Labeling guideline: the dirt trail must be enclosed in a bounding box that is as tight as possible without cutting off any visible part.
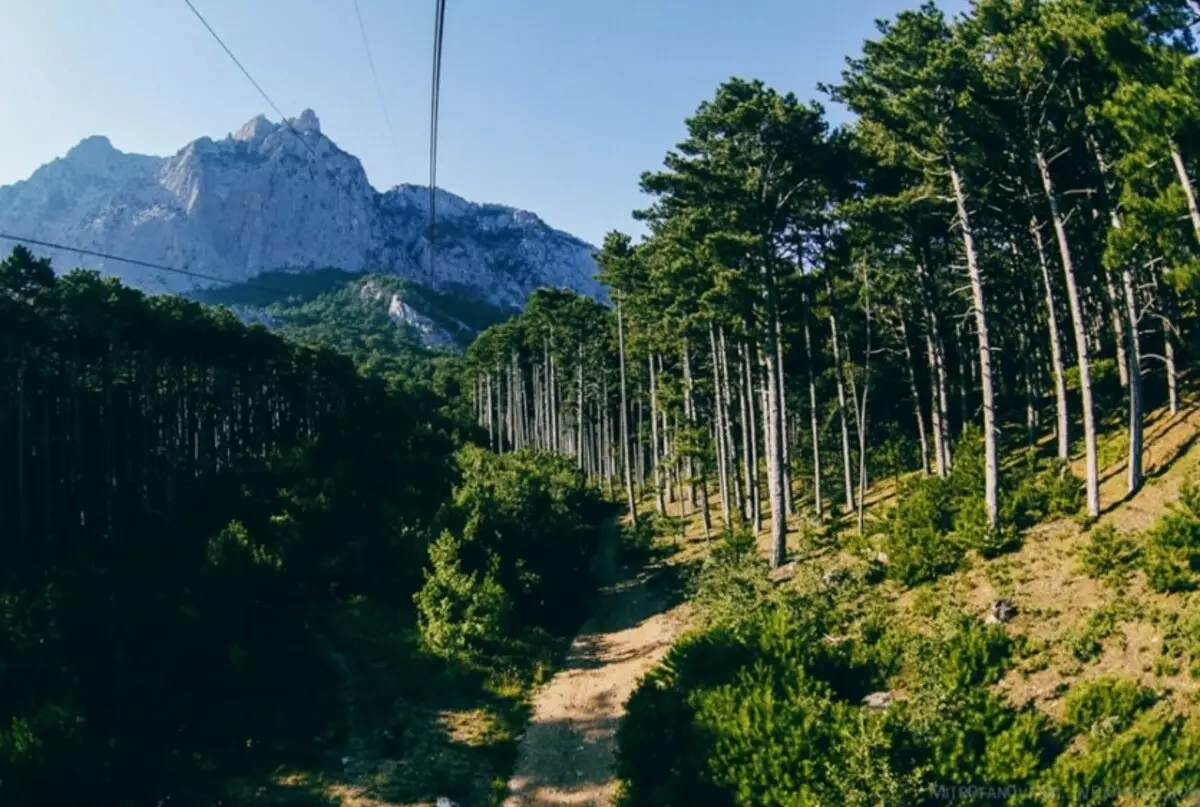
[502,534,689,807]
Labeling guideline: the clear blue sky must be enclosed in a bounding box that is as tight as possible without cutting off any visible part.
[0,0,968,246]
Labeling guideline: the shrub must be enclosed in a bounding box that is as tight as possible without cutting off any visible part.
[445,446,611,634]
[1064,605,1127,663]
[414,531,512,662]
[1062,677,1158,737]
[616,595,1049,806]
[1079,523,1142,586]
[1144,479,1200,593]
[690,530,771,634]
[885,476,964,586]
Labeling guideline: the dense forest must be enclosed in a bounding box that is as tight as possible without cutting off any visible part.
[0,247,612,805]
[463,0,1198,557]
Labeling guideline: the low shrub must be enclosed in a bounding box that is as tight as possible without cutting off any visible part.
[1078,523,1142,586]
[1062,677,1158,737]
[617,597,1047,806]
[1144,479,1200,593]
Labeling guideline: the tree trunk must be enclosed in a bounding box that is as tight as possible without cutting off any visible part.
[1036,146,1100,519]
[710,325,731,526]
[617,299,637,526]
[900,317,930,475]
[774,316,794,517]
[739,341,760,532]
[576,346,585,468]
[719,326,744,525]
[1102,272,1130,389]
[923,307,947,477]
[829,311,856,513]
[763,288,787,567]
[1172,144,1200,247]
[949,155,999,529]
[1122,266,1143,494]
[802,304,823,517]
[649,353,665,515]
[1029,212,1070,460]
[855,263,872,536]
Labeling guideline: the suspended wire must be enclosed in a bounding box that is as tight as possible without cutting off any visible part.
[429,0,447,259]
[352,0,405,177]
[0,232,294,296]
[181,0,325,166]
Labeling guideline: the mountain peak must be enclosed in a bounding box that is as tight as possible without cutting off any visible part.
[290,109,321,135]
[0,113,602,307]
[233,114,274,142]
[66,135,117,160]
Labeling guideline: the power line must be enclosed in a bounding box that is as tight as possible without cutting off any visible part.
[430,0,447,255]
[352,0,405,177]
[0,232,293,297]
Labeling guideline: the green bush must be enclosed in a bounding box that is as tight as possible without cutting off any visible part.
[690,530,771,634]
[1144,480,1200,593]
[414,531,512,662]
[1033,706,1200,804]
[885,475,964,586]
[1062,677,1158,737]
[616,596,1048,806]
[442,446,612,635]
[1079,523,1143,586]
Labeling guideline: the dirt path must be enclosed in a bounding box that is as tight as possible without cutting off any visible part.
[502,536,689,807]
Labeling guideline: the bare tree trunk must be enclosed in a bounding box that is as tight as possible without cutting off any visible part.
[1036,147,1100,519]
[576,346,585,468]
[710,326,731,526]
[923,308,947,477]
[949,156,999,529]
[855,263,873,535]
[775,317,795,517]
[682,342,699,514]
[719,326,745,524]
[739,341,761,532]
[1155,273,1180,415]
[802,306,823,517]
[829,311,856,513]
[763,282,788,567]
[1103,272,1130,389]
[1122,266,1143,494]
[617,299,638,526]
[900,317,930,475]
[1172,145,1200,247]
[649,354,665,515]
[1030,212,1070,460]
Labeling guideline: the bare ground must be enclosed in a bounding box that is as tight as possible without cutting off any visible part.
[501,537,690,807]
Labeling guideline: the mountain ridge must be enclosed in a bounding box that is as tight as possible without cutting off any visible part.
[0,109,602,308]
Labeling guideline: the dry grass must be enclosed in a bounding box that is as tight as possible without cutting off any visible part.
[654,391,1200,728]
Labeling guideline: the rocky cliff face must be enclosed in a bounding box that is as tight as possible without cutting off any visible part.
[0,110,601,308]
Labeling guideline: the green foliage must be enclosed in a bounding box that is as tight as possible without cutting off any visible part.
[1062,677,1158,737]
[439,446,612,637]
[415,531,513,662]
[690,530,772,633]
[0,249,608,804]
[1079,523,1143,586]
[1144,480,1200,593]
[885,475,964,585]
[885,438,1087,586]
[616,589,1047,806]
[1064,605,1129,663]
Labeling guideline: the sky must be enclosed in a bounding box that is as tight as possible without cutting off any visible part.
[0,0,969,247]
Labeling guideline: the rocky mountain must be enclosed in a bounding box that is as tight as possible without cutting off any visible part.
[0,110,602,308]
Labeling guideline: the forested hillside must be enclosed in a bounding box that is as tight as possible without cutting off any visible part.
[454,0,1200,803]
[0,246,613,806]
